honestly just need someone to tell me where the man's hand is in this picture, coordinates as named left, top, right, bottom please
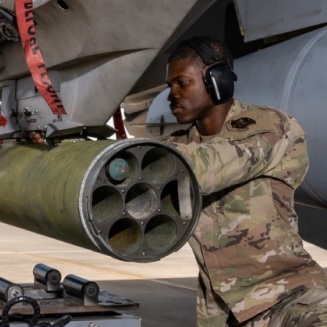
left=29, top=131, right=44, bottom=144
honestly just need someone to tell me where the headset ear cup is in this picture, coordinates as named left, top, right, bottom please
left=204, top=63, right=235, bottom=105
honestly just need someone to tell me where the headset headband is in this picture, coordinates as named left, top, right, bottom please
left=182, top=37, right=223, bottom=66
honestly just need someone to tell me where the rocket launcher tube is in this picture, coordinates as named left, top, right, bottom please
left=0, top=139, right=201, bottom=262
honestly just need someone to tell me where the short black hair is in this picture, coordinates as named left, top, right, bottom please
left=168, top=36, right=234, bottom=69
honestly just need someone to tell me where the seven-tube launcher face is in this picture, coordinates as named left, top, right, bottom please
left=0, top=139, right=202, bottom=262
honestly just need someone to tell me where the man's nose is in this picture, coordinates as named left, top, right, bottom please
left=167, top=86, right=177, bottom=101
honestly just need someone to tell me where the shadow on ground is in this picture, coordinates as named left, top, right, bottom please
left=97, top=277, right=197, bottom=327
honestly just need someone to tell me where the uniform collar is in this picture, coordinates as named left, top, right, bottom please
left=189, top=98, right=244, bottom=141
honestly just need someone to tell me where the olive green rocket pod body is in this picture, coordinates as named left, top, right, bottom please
left=0, top=139, right=201, bottom=262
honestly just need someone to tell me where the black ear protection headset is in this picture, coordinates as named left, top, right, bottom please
left=182, top=37, right=237, bottom=105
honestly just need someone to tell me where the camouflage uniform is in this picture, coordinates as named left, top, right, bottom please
left=161, top=99, right=327, bottom=326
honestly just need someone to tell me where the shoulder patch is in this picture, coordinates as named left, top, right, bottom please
left=227, top=117, right=256, bottom=131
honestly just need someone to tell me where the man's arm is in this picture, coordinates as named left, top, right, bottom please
left=174, top=115, right=309, bottom=195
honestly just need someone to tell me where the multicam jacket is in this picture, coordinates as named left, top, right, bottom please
left=161, top=99, right=327, bottom=322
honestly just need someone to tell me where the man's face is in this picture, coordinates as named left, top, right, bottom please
left=166, top=58, right=214, bottom=124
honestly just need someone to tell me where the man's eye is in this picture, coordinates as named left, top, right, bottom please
left=179, top=80, right=189, bottom=87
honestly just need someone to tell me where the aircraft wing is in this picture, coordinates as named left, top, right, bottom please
left=234, top=0, right=327, bottom=41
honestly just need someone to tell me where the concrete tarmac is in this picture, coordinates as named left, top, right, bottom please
left=0, top=222, right=326, bottom=327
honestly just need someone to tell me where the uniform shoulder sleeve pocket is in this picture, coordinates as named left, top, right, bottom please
left=219, top=107, right=290, bottom=141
